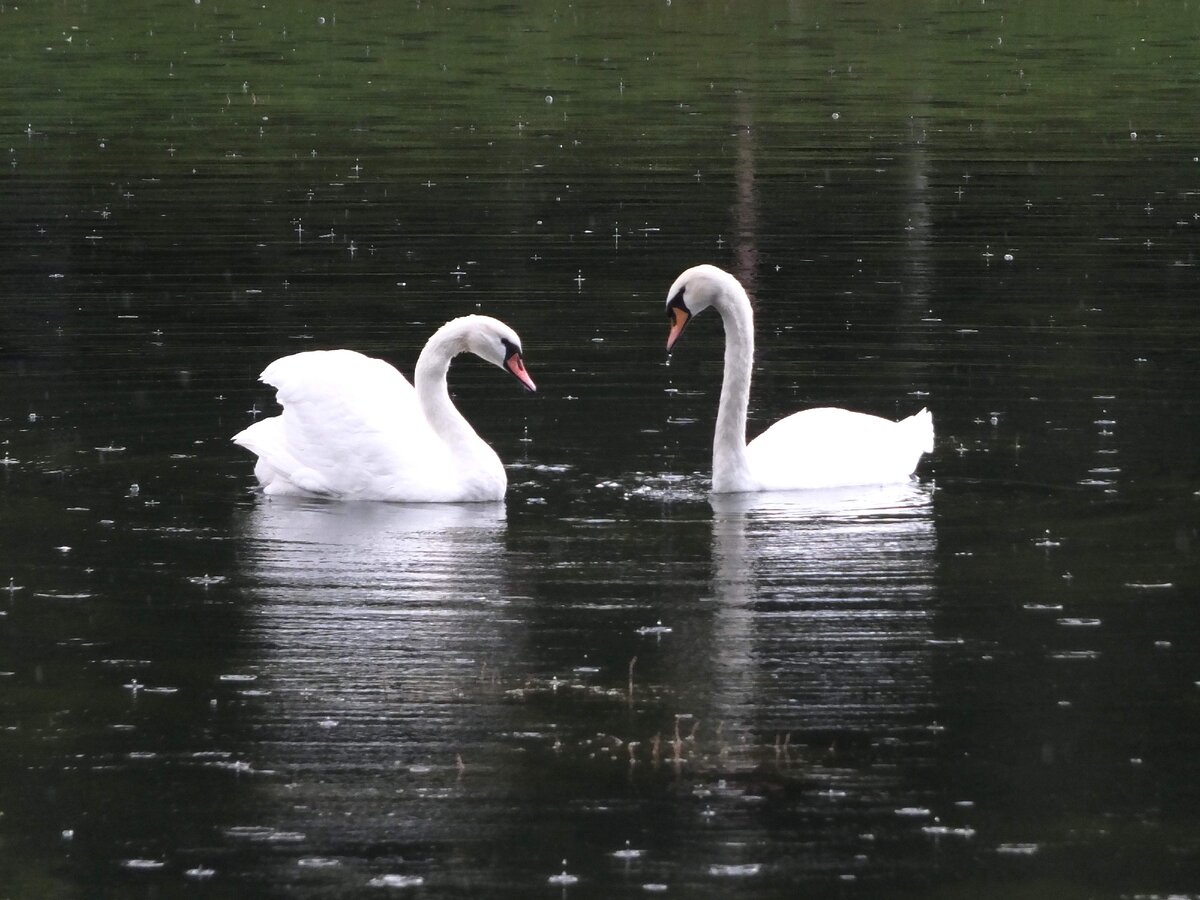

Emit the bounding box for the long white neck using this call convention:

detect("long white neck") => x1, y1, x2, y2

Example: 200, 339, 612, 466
413, 321, 489, 458
711, 280, 757, 493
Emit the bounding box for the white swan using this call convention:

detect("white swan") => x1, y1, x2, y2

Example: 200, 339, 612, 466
232, 315, 536, 502
665, 264, 933, 493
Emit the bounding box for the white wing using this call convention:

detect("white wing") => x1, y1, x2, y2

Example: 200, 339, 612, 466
233, 349, 452, 499
747, 407, 933, 490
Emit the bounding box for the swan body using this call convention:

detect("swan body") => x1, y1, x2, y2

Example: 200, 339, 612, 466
665, 264, 933, 493
232, 315, 535, 503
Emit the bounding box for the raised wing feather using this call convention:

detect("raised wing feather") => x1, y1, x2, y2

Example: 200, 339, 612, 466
234, 349, 448, 498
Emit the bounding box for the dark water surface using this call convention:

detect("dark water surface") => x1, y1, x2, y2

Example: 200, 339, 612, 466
3, 2, 1200, 897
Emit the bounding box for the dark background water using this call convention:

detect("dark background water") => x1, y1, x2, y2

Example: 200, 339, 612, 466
2, 1, 1199, 897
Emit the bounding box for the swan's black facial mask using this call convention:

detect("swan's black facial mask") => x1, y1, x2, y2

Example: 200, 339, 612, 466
666, 291, 692, 351
501, 338, 537, 392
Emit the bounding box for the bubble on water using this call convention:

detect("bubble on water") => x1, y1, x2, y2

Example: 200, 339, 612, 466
185, 867, 216, 879
1049, 650, 1100, 661
708, 863, 761, 877
368, 874, 425, 888
298, 857, 342, 868
545, 95, 554, 104
224, 826, 306, 843
121, 859, 166, 870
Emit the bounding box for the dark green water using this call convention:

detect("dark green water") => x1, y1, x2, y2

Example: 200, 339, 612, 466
2, 1, 1200, 897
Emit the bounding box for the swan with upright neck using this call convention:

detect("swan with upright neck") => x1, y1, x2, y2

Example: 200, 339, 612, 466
232, 315, 536, 502
665, 264, 933, 493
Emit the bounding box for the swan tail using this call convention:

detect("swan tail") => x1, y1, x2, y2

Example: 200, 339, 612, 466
904, 407, 935, 454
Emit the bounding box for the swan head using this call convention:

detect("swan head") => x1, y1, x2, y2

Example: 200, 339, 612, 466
460, 315, 538, 392
665, 264, 740, 351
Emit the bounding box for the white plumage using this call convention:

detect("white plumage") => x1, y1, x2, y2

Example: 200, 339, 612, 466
665, 264, 933, 493
233, 315, 535, 503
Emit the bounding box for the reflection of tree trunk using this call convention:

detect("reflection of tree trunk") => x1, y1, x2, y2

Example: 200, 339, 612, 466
734, 97, 758, 296
903, 118, 933, 307
897, 117, 938, 401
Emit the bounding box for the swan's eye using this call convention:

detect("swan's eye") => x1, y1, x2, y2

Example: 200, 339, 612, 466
500, 337, 520, 360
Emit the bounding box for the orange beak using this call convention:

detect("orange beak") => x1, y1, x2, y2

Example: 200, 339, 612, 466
506, 353, 537, 392
666, 305, 691, 351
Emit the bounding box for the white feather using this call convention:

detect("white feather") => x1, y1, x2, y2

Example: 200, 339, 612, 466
232, 316, 534, 503
665, 265, 934, 492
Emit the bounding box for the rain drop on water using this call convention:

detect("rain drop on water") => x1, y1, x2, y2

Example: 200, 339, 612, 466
548, 859, 579, 885
612, 840, 645, 860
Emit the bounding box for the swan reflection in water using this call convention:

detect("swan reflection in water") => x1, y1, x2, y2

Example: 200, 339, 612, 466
236, 497, 517, 779
696, 482, 938, 746
228, 487, 939, 888
230, 497, 540, 881
639, 483, 942, 887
